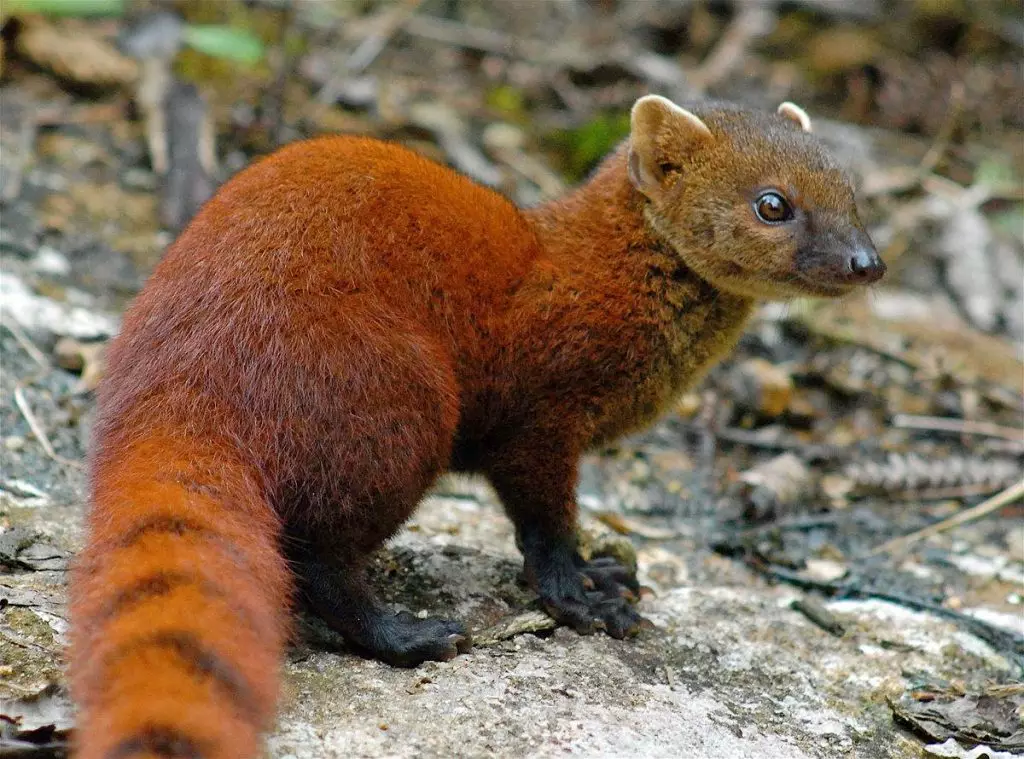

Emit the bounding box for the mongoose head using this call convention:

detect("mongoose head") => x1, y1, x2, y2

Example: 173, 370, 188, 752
628, 95, 884, 299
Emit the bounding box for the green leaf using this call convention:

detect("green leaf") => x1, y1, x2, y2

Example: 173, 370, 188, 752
4, 0, 125, 16
182, 24, 265, 65
550, 112, 631, 181
486, 85, 526, 117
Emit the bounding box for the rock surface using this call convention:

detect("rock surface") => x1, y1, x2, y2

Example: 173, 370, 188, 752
3, 472, 1020, 757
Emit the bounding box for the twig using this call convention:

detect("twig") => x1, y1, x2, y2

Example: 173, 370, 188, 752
404, 15, 525, 57
548, 72, 590, 114
408, 103, 503, 187
346, 0, 425, 73
750, 558, 1024, 673
471, 609, 556, 647
791, 597, 846, 637
266, 0, 298, 146
13, 383, 84, 470
593, 511, 681, 540
2, 320, 50, 370
980, 438, 1024, 457
34, 101, 126, 127
137, 56, 173, 175
402, 15, 591, 67
861, 83, 966, 199
712, 424, 844, 463
317, 0, 425, 104
892, 414, 1023, 441
868, 479, 1024, 556
890, 483, 1020, 502
917, 82, 965, 177
688, 6, 775, 95
483, 124, 566, 200
620, 52, 690, 104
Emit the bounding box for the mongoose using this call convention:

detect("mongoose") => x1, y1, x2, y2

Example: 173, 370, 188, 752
69, 95, 884, 759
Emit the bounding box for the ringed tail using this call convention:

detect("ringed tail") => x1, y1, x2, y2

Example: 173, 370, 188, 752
69, 431, 291, 759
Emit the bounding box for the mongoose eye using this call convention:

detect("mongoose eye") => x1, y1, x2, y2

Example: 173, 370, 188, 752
754, 192, 793, 224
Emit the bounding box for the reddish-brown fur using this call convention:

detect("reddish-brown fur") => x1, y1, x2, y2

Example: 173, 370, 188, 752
69, 100, 880, 758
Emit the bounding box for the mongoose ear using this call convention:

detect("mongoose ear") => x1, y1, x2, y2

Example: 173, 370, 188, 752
628, 95, 712, 198
777, 101, 812, 133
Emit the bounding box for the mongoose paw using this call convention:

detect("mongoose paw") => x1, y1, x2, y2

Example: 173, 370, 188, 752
579, 555, 641, 599
535, 555, 646, 640
359, 612, 472, 667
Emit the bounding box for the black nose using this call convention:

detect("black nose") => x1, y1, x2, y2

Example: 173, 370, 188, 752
847, 246, 885, 283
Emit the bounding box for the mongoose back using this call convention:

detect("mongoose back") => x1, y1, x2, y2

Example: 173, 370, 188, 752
70, 96, 884, 758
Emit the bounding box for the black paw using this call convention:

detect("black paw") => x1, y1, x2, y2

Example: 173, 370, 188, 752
359, 611, 472, 667
530, 553, 647, 640
579, 555, 641, 599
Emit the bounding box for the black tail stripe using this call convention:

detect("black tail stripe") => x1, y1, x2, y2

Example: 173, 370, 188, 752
105, 725, 207, 759
103, 630, 263, 726
117, 516, 210, 549
112, 515, 256, 574
93, 570, 273, 641
71, 519, 208, 579
99, 570, 195, 618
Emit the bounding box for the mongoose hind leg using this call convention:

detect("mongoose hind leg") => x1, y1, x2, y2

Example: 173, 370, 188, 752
289, 322, 467, 665
297, 555, 471, 666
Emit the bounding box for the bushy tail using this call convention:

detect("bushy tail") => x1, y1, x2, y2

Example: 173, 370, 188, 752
69, 433, 291, 759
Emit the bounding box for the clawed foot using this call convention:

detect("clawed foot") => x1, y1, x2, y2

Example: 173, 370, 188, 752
296, 557, 472, 667
525, 544, 647, 639
355, 610, 472, 667
579, 555, 640, 599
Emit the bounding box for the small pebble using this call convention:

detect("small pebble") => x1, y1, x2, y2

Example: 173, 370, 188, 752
32, 246, 71, 276
4, 436, 25, 451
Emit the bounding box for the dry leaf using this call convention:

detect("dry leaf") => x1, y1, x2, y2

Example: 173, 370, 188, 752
16, 17, 138, 87
53, 337, 107, 393
730, 358, 794, 418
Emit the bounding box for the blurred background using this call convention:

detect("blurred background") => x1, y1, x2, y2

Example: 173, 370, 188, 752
0, 0, 1021, 332
1, 2, 1022, 753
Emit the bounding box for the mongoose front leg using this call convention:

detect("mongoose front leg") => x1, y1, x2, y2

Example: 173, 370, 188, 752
487, 437, 644, 638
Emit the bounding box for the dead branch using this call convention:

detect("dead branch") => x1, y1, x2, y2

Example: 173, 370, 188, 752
868, 479, 1024, 556
13, 383, 84, 471
892, 414, 1023, 441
